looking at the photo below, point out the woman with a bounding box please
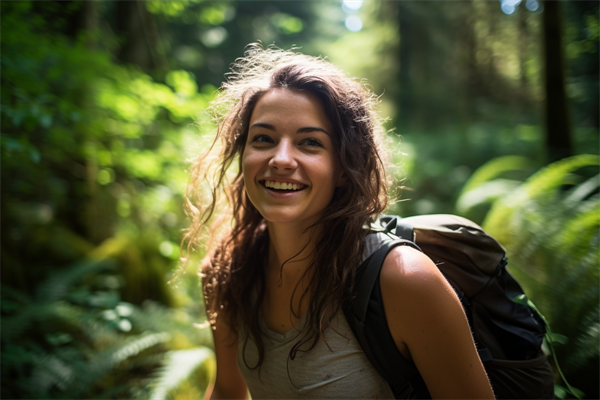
[184,44,495,399]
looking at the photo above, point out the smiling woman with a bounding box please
[243,88,344,226]
[183,44,495,399]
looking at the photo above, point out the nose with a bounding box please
[268,139,298,171]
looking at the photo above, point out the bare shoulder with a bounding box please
[378,245,495,399]
[379,245,451,298]
[379,244,461,338]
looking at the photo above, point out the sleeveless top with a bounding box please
[237,233,396,399]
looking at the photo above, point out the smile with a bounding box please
[262,180,307,191]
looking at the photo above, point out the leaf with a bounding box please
[456,178,522,214]
[459,155,532,195]
[483,155,600,239]
[522,154,600,200]
[36,258,117,302]
[66,332,172,397]
[148,347,214,400]
[563,174,600,208]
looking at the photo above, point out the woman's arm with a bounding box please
[380,246,495,400]
[204,317,248,400]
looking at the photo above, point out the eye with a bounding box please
[300,138,323,148]
[250,134,274,144]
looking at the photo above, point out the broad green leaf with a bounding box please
[460,155,532,195]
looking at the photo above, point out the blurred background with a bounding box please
[1,1,598,398]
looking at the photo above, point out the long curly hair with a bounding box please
[183,44,392,370]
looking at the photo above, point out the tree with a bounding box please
[542,0,574,162]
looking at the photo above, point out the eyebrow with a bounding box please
[249,122,330,136]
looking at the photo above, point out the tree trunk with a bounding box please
[115,1,154,71]
[398,2,414,129]
[542,0,573,162]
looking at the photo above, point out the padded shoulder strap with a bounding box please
[347,237,430,399]
[378,215,415,242]
[352,238,422,322]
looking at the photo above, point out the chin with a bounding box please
[261,213,299,224]
[260,209,324,228]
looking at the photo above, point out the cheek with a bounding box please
[241,151,260,186]
[241,157,251,186]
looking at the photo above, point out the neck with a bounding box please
[266,220,322,283]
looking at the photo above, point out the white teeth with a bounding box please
[264,180,304,191]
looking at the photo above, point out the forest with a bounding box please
[1,1,598,398]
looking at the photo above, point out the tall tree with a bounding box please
[542,0,573,162]
[115,2,159,72]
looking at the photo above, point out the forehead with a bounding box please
[249,88,333,131]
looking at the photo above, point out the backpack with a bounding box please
[343,214,555,399]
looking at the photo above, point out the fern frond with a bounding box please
[460,155,532,195]
[2,304,51,343]
[571,306,600,368]
[109,331,172,366]
[65,331,171,397]
[29,353,74,394]
[522,154,599,200]
[456,178,522,214]
[129,300,212,346]
[36,258,117,302]
[564,174,600,207]
[148,347,214,400]
[481,186,529,243]
[79,317,123,347]
[483,155,600,242]
[559,207,600,259]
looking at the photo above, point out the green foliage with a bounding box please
[457,155,535,221]
[457,155,600,398]
[1,2,215,398]
[1,259,212,399]
[386,123,549,219]
[148,348,215,400]
[3,0,598,397]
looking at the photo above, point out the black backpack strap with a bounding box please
[378,215,415,242]
[345,238,431,399]
[352,238,420,322]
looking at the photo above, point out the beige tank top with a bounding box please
[237,233,396,399]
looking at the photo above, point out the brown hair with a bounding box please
[183,44,391,369]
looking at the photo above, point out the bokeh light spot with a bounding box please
[345,16,363,32]
[525,0,539,12]
[499,0,521,15]
[342,0,363,12]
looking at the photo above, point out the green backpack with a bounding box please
[343,214,555,399]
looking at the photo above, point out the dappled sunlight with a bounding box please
[2,0,598,398]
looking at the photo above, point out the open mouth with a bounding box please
[261,180,307,192]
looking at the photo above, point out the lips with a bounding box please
[261,180,307,191]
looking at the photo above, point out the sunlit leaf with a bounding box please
[148,347,214,400]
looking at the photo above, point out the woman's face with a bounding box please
[242,88,344,227]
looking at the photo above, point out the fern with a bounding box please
[148,347,214,400]
[456,178,522,215]
[107,331,172,366]
[35,258,117,302]
[460,155,533,194]
[129,300,212,346]
[483,154,599,242]
[29,353,75,393]
[64,331,172,397]
[457,155,535,222]
[1,252,202,399]
[521,154,599,200]
[457,154,600,398]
